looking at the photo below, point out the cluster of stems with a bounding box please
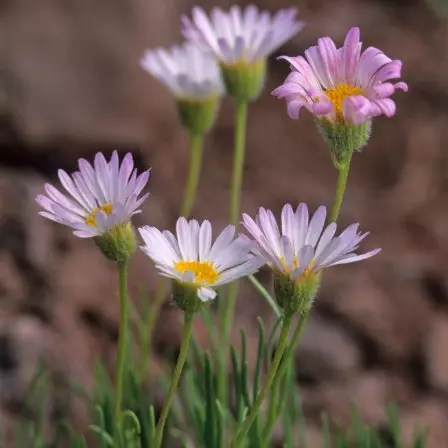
[218,99,249,404]
[149,131,206,448]
[111,127,207,446]
[111,78,356,447]
[229,144,356,445]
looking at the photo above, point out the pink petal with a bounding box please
[286,98,307,119]
[272,82,307,99]
[311,99,333,116]
[394,81,408,92]
[317,37,339,85]
[356,47,390,87]
[341,27,361,84]
[277,55,321,90]
[366,82,395,99]
[342,95,372,125]
[372,98,396,117]
[371,60,403,84]
[305,45,332,89]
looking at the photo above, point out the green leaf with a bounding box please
[203,354,216,447]
[386,403,402,448]
[252,318,265,402]
[321,413,331,448]
[89,426,114,447]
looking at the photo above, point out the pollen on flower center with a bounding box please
[280,256,317,277]
[175,260,218,284]
[281,256,299,272]
[324,83,364,116]
[85,204,114,227]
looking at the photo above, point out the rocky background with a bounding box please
[1,0,448,446]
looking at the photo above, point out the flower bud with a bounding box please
[274,272,320,316]
[94,222,136,264]
[316,119,372,169]
[221,59,267,102]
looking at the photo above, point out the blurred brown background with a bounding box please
[1,0,448,446]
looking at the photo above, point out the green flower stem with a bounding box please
[261,311,310,445]
[329,149,353,223]
[231,313,294,448]
[218,99,249,404]
[248,274,281,318]
[152,311,195,448]
[140,133,204,382]
[229,100,248,224]
[217,281,238,403]
[114,261,129,426]
[181,132,205,217]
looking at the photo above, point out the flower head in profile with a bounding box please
[182,6,304,65]
[242,204,380,314]
[243,203,380,278]
[36,151,150,238]
[182,5,304,101]
[272,27,408,125]
[139,218,263,308]
[141,42,223,100]
[141,42,223,134]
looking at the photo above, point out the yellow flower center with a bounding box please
[324,83,364,117]
[281,256,299,272]
[280,256,316,278]
[85,204,114,227]
[174,260,218,285]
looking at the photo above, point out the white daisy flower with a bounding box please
[139,218,263,302]
[242,203,380,280]
[181,5,304,65]
[36,151,150,238]
[141,42,224,100]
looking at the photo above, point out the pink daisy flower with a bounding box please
[242,203,381,279]
[272,27,408,125]
[139,218,263,301]
[36,151,150,238]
